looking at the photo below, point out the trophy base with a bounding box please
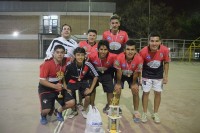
[107,129,121,133]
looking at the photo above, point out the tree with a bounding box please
[176,11,200,39]
[116,0,174,38]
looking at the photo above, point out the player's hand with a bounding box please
[131,83,139,94]
[55,83,63,91]
[163,76,168,84]
[84,88,91,95]
[114,83,122,94]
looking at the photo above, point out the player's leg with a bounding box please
[141,78,152,123]
[152,79,163,123]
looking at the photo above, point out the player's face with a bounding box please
[53,48,65,63]
[98,45,109,59]
[149,37,161,52]
[61,25,71,39]
[87,32,97,44]
[110,19,120,31]
[75,53,85,65]
[125,45,136,60]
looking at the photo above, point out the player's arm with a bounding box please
[163,61,169,84]
[163,47,170,84]
[84,62,99,95]
[39,79,62,91]
[130,72,140,94]
[113,59,122,93]
[114,69,122,94]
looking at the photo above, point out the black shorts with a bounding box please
[114,75,139,89]
[38,88,74,110]
[67,81,90,98]
[98,73,114,93]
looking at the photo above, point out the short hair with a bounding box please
[98,40,109,50]
[125,40,137,49]
[149,31,161,40]
[73,47,86,55]
[110,14,121,22]
[61,24,72,32]
[54,45,65,52]
[87,29,97,35]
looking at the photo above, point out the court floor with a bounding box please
[0,58,200,133]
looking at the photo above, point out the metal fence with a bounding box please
[132,38,200,61]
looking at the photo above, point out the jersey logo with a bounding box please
[106,61,110,65]
[43,99,48,104]
[122,63,126,68]
[160,53,163,58]
[93,61,98,65]
[120,36,124,40]
[147,60,161,68]
[131,64,135,68]
[146,55,151,60]
[107,36,111,41]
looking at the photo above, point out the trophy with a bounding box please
[107,91,121,133]
[56,70,64,98]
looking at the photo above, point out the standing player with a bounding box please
[103,14,129,113]
[38,45,75,125]
[114,40,143,122]
[65,47,98,119]
[79,29,98,56]
[78,29,98,107]
[45,24,78,60]
[102,14,128,54]
[139,31,170,123]
[88,40,117,113]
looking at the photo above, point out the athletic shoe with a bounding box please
[152,113,160,123]
[55,109,64,121]
[40,115,48,125]
[68,110,78,119]
[81,110,87,119]
[133,111,141,123]
[141,112,148,123]
[103,104,109,114]
[77,103,84,111]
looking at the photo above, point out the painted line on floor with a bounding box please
[54,109,69,133]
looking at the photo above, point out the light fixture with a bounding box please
[13,31,19,37]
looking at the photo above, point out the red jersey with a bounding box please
[102,30,128,54]
[79,40,98,56]
[88,51,117,74]
[139,45,170,79]
[40,58,70,83]
[114,53,143,77]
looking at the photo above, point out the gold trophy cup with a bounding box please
[56,71,64,98]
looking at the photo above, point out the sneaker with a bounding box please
[40,115,48,125]
[133,111,141,123]
[152,113,160,123]
[141,112,148,123]
[81,110,87,119]
[77,103,84,111]
[55,109,64,121]
[68,110,78,119]
[103,104,109,114]
[119,108,122,114]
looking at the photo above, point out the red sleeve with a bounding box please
[102,31,107,40]
[40,62,50,79]
[163,46,170,62]
[135,55,143,72]
[124,32,129,43]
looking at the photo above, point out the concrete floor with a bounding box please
[0,58,200,133]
